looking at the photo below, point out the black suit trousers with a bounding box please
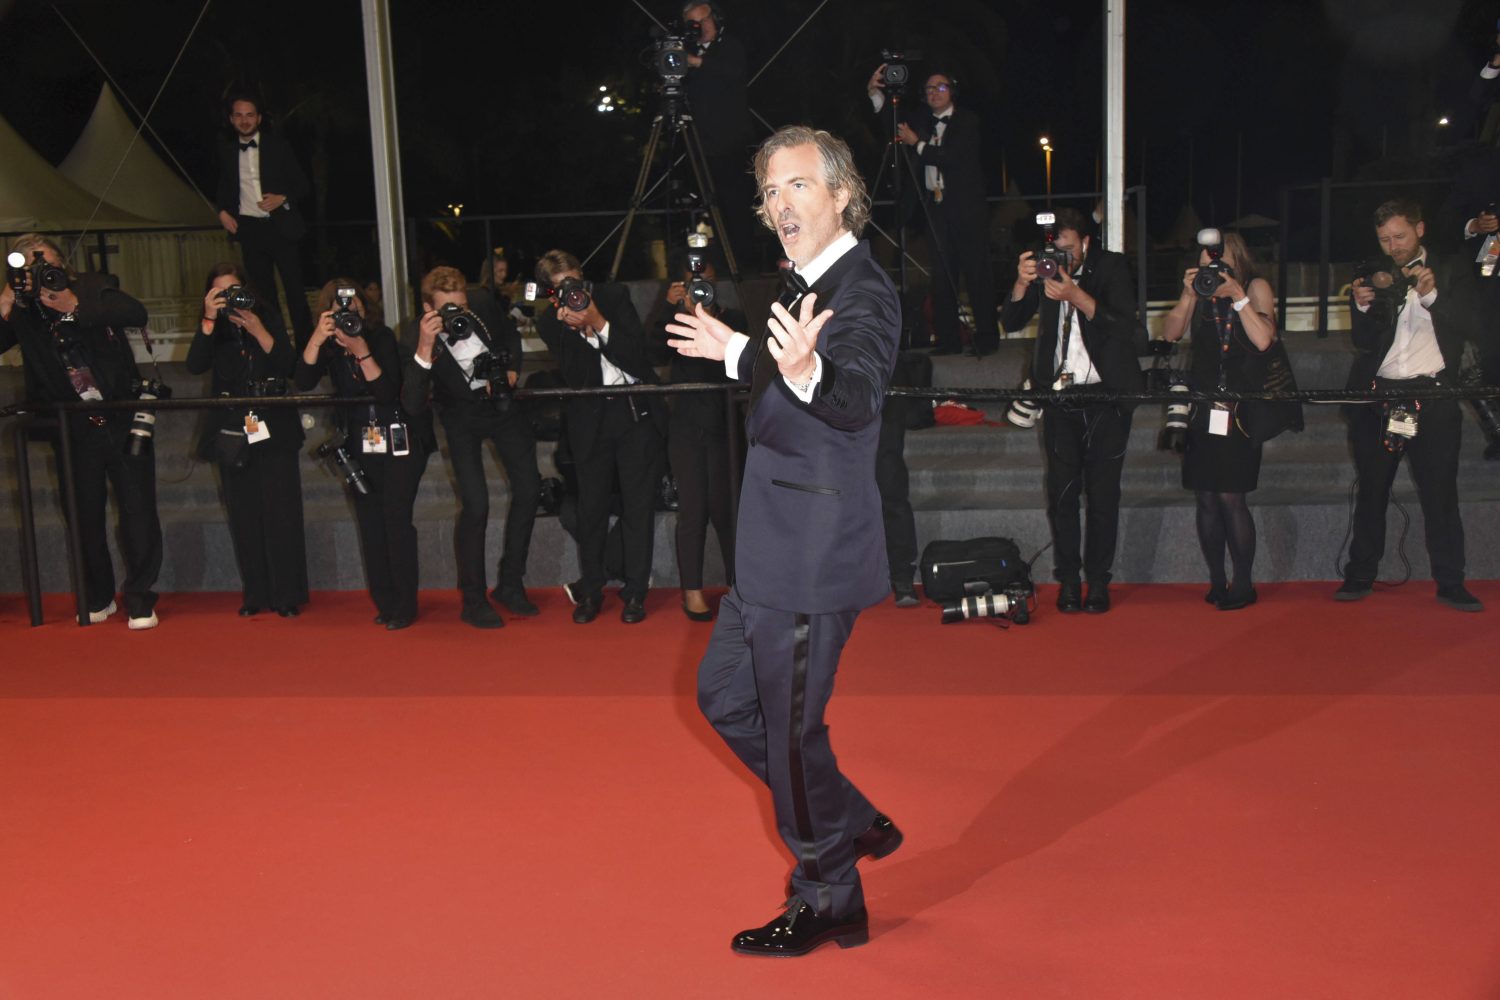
[1042,402,1133,584]
[928,199,998,351]
[875,405,916,585]
[441,406,541,607]
[220,445,309,609]
[574,399,663,602]
[668,407,735,590]
[53,424,162,618]
[698,587,878,920]
[353,444,431,621]
[235,217,312,344]
[1345,395,1466,587]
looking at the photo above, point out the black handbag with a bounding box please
[1235,338,1304,444]
[920,537,1030,602]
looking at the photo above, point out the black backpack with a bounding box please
[920,537,1030,602]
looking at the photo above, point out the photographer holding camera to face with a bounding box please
[402,266,539,629]
[1161,231,1279,611]
[187,262,307,618]
[1,234,163,628]
[1339,201,1483,611]
[1000,207,1145,614]
[533,250,666,624]
[296,279,434,630]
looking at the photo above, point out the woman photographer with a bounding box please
[1161,232,1278,610]
[295,278,434,629]
[187,263,308,617]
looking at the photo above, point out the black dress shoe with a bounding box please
[1334,580,1372,602]
[1437,584,1484,612]
[786,813,903,899]
[238,605,260,617]
[1217,587,1257,611]
[621,597,647,624]
[681,598,714,622]
[275,605,300,618]
[384,617,413,631]
[573,598,601,624]
[892,583,920,608]
[731,898,869,957]
[1056,582,1082,613]
[1083,582,1110,614]
[460,604,505,629]
[373,613,389,625]
[1204,588,1225,606]
[492,586,539,617]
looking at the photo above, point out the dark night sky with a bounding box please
[2,0,1498,274]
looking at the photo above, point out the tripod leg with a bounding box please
[679,118,742,282]
[609,116,666,282]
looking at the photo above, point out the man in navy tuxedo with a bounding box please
[668,125,903,957]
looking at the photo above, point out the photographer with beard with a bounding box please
[1000,207,1144,614]
[1338,200,1482,611]
[402,266,540,629]
[1,233,163,628]
[534,249,666,624]
[297,279,434,630]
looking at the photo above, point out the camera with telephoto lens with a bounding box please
[331,285,363,337]
[879,49,921,93]
[127,378,172,457]
[315,439,370,495]
[218,284,256,312]
[685,233,716,308]
[1192,228,1236,298]
[438,302,477,341]
[940,579,1033,625]
[1033,212,1070,281]
[6,250,70,302]
[1006,377,1042,428]
[1145,340,1191,452]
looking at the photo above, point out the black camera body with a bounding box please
[1033,212,1070,281]
[245,376,288,398]
[1192,228,1234,298]
[219,284,256,312]
[685,233,716,308]
[554,277,592,313]
[438,302,477,341]
[6,250,70,303]
[1352,257,1413,301]
[127,378,173,457]
[653,22,696,87]
[331,285,363,337]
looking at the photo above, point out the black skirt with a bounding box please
[1182,404,1262,493]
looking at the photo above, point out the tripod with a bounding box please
[608,83,742,287]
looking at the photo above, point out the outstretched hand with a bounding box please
[766,292,833,383]
[666,303,736,362]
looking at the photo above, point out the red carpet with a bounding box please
[2,583,1499,999]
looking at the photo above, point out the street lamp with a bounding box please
[1039,136,1054,205]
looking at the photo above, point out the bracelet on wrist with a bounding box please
[354,353,372,362]
[1231,296,1251,312]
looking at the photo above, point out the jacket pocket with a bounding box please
[771,479,841,496]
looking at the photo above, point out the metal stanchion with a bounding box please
[12,417,43,626]
[53,414,91,627]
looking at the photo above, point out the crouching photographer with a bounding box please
[534,249,666,624]
[1,233,162,628]
[296,278,433,630]
[187,263,307,618]
[403,265,539,629]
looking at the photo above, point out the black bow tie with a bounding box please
[931,114,950,131]
[239,139,257,151]
[778,261,809,307]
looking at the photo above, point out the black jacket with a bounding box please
[295,324,435,453]
[1000,245,1146,401]
[534,281,665,461]
[683,33,751,157]
[185,299,302,454]
[1345,253,1475,388]
[904,105,986,211]
[399,288,524,425]
[215,128,311,242]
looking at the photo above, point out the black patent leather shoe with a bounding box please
[461,604,505,629]
[239,605,260,617]
[492,586,539,617]
[892,583,920,608]
[385,617,413,631]
[275,605,300,618]
[373,613,389,625]
[621,597,647,624]
[787,814,903,898]
[1083,581,1110,614]
[1056,582,1082,613]
[731,898,869,957]
[573,598,601,624]
[681,598,714,622]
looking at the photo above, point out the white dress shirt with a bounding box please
[1052,301,1101,385]
[237,132,269,219]
[868,94,949,196]
[1356,251,1444,379]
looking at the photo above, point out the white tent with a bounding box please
[0,110,149,234]
[59,86,213,226]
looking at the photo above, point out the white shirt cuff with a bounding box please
[1466,220,1479,238]
[1419,289,1438,309]
[870,91,885,114]
[413,352,433,370]
[915,140,927,155]
[1356,301,1371,314]
[784,351,823,402]
[724,332,750,379]
[1482,63,1500,79]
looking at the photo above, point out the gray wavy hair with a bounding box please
[752,125,871,238]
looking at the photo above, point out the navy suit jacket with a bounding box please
[734,240,901,614]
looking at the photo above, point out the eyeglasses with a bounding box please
[925,84,951,93]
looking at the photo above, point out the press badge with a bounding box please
[362,423,388,454]
[1208,405,1231,437]
[245,411,271,444]
[1387,405,1418,439]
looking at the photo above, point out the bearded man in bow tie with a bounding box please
[215,92,313,343]
[668,125,904,957]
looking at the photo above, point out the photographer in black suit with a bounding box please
[215,94,313,343]
[1001,207,1145,613]
[869,66,999,356]
[1339,200,1483,611]
[403,266,540,628]
[0,234,162,628]
[534,250,666,624]
[681,1,754,263]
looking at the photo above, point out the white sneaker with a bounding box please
[88,600,117,624]
[127,611,159,631]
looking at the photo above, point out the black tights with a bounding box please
[1196,490,1256,597]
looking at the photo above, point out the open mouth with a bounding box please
[780,222,801,240]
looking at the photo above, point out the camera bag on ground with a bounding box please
[920,536,1031,602]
